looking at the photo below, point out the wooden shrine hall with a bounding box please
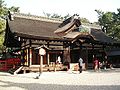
[4,13,115,72]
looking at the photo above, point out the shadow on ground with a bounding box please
[0,79,120,90]
[86,68,120,73]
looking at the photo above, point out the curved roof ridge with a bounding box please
[14,13,62,23]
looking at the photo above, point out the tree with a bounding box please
[43,12,91,24]
[43,12,51,18]
[0,0,20,52]
[95,9,120,41]
[63,14,70,20]
[0,0,6,52]
[9,6,20,13]
[0,0,6,15]
[51,13,63,19]
[80,17,90,23]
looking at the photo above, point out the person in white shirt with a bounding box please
[78,57,83,73]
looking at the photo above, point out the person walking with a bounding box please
[78,57,83,73]
[94,58,99,72]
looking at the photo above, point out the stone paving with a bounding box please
[0,68,120,90]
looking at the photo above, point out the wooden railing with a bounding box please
[0,58,21,71]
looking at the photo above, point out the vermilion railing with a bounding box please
[0,58,21,71]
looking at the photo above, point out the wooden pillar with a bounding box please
[29,47,32,66]
[25,48,29,66]
[47,41,50,65]
[29,40,32,66]
[85,48,88,70]
[63,46,71,69]
[47,53,50,65]
[39,48,46,74]
[40,55,43,73]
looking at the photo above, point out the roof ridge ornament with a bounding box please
[8,11,14,21]
[73,14,80,19]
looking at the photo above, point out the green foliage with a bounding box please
[43,12,91,24]
[0,0,6,51]
[79,25,89,33]
[8,6,20,13]
[43,12,64,19]
[0,19,5,51]
[51,13,63,19]
[95,9,120,41]
[64,14,70,20]
[0,0,7,15]
[80,17,90,23]
[0,0,20,52]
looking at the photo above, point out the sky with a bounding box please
[4,0,120,22]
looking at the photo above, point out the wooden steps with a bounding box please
[29,64,68,72]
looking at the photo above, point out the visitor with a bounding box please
[78,57,83,73]
[94,58,99,72]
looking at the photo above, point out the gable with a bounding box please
[54,15,114,44]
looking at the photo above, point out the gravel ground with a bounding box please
[0,68,120,90]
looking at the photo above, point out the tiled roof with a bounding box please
[8,13,62,39]
[7,13,113,44]
[54,16,81,34]
[54,15,113,44]
[91,28,113,43]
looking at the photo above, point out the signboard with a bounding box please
[39,48,46,55]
